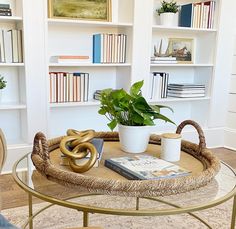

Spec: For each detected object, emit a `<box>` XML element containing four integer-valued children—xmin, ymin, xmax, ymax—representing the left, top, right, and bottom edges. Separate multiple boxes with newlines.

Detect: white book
<box><xmin>17</xmin><ymin>30</ymin><xmax>23</xmax><ymax>63</ymax></box>
<box><xmin>80</xmin><ymin>73</ymin><xmax>85</xmax><ymax>102</ymax></box>
<box><xmin>4</xmin><ymin>30</ymin><xmax>12</xmax><ymax>63</ymax></box>
<box><xmin>151</xmin><ymin>60</ymin><xmax>178</xmax><ymax>64</ymax></box>
<box><xmin>84</xmin><ymin>73</ymin><xmax>89</xmax><ymax>102</ymax></box>
<box><xmin>8</xmin><ymin>29</ymin><xmax>18</xmax><ymax>63</ymax></box>
<box><xmin>0</xmin><ymin>30</ymin><xmax>5</xmax><ymax>62</ymax></box>
<box><xmin>168</xmin><ymin>93</ymin><xmax>205</xmax><ymax>98</ymax></box>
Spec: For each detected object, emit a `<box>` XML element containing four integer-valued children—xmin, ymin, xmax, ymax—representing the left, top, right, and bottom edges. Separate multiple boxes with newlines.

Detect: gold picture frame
<box><xmin>168</xmin><ymin>38</ymin><xmax>194</xmax><ymax>63</ymax></box>
<box><xmin>48</xmin><ymin>0</ymin><xmax>112</xmax><ymax>22</ymax></box>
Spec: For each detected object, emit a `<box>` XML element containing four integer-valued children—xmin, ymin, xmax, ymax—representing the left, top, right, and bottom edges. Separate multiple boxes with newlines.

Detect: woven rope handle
<box><xmin>32</xmin><ymin>132</ymin><xmax>49</xmax><ymax>161</ymax></box>
<box><xmin>176</xmin><ymin>120</ymin><xmax>206</xmax><ymax>154</ymax></box>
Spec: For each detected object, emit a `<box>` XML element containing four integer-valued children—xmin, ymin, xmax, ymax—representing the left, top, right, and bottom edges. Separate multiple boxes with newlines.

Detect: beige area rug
<box><xmin>1</xmin><ymin>195</ymin><xmax>234</xmax><ymax>229</ymax></box>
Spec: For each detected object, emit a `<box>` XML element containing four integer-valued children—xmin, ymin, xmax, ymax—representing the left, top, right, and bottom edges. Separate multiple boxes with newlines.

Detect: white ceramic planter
<box><xmin>0</xmin><ymin>90</ymin><xmax>2</xmax><ymax>102</ymax></box>
<box><xmin>118</xmin><ymin>124</ymin><xmax>151</xmax><ymax>153</ymax></box>
<box><xmin>160</xmin><ymin>12</ymin><xmax>178</xmax><ymax>27</ymax></box>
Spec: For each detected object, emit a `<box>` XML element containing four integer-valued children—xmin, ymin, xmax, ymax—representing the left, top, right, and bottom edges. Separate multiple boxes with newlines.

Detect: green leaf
<box><xmin>107</xmin><ymin>119</ymin><xmax>117</xmax><ymax>131</ymax></box>
<box><xmin>154</xmin><ymin>113</ymin><xmax>176</xmax><ymax>125</ymax></box>
<box><xmin>130</xmin><ymin>80</ymin><xmax>143</xmax><ymax>97</ymax></box>
<box><xmin>98</xmin><ymin>107</ymin><xmax>107</xmax><ymax>115</ymax></box>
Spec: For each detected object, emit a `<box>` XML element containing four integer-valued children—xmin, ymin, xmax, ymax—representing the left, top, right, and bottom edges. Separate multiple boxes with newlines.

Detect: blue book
<box><xmin>93</xmin><ymin>34</ymin><xmax>101</xmax><ymax>63</ymax></box>
<box><xmin>179</xmin><ymin>3</ymin><xmax>193</xmax><ymax>27</ymax></box>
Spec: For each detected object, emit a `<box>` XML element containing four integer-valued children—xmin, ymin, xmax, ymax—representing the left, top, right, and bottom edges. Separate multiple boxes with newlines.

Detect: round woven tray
<box><xmin>31</xmin><ymin>120</ymin><xmax>221</xmax><ymax>197</ymax></box>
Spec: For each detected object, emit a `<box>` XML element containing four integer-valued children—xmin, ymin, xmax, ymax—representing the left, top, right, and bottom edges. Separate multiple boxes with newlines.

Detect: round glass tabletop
<box><xmin>12</xmin><ymin>142</ymin><xmax>236</xmax><ymax>215</ymax></box>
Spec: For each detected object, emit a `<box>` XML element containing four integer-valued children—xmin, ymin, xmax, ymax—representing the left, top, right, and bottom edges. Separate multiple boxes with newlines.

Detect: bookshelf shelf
<box><xmin>153</xmin><ymin>97</ymin><xmax>211</xmax><ymax>103</ymax></box>
<box><xmin>0</xmin><ymin>63</ymin><xmax>24</xmax><ymax>67</ymax></box>
<box><xmin>152</xmin><ymin>25</ymin><xmax>217</xmax><ymax>33</ymax></box>
<box><xmin>0</xmin><ymin>16</ymin><xmax>23</xmax><ymax>23</ymax></box>
<box><xmin>150</xmin><ymin>64</ymin><xmax>214</xmax><ymax>67</ymax></box>
<box><xmin>0</xmin><ymin>103</ymin><xmax>27</xmax><ymax>110</ymax></box>
<box><xmin>49</xmin><ymin>63</ymin><xmax>132</xmax><ymax>67</ymax></box>
<box><xmin>47</xmin><ymin>19</ymin><xmax>133</xmax><ymax>28</ymax></box>
<box><xmin>50</xmin><ymin>101</ymin><xmax>100</xmax><ymax>108</ymax></box>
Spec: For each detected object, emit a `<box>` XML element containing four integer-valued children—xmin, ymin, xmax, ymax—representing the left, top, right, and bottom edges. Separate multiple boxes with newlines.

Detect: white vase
<box><xmin>160</xmin><ymin>12</ymin><xmax>178</xmax><ymax>27</ymax></box>
<box><xmin>0</xmin><ymin>90</ymin><xmax>2</xmax><ymax>102</ymax></box>
<box><xmin>118</xmin><ymin>124</ymin><xmax>151</xmax><ymax>153</ymax></box>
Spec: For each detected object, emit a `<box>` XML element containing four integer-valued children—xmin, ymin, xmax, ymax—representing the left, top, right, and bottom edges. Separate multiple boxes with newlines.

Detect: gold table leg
<box><xmin>231</xmin><ymin>195</ymin><xmax>236</xmax><ymax>229</ymax></box>
<box><xmin>136</xmin><ymin>197</ymin><xmax>140</xmax><ymax>210</ymax></box>
<box><xmin>83</xmin><ymin>211</ymin><xmax>89</xmax><ymax>227</ymax></box>
<box><xmin>29</xmin><ymin>193</ymin><xmax>33</xmax><ymax>229</ymax></box>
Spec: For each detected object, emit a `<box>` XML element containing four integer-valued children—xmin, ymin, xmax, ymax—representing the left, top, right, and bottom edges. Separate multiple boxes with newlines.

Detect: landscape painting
<box><xmin>168</xmin><ymin>38</ymin><xmax>194</xmax><ymax>63</ymax></box>
<box><xmin>48</xmin><ymin>0</ymin><xmax>111</xmax><ymax>21</ymax></box>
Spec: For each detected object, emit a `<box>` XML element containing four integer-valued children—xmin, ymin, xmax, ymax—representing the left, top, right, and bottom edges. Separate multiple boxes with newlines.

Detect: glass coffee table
<box><xmin>12</xmin><ymin>142</ymin><xmax>236</xmax><ymax>229</ymax></box>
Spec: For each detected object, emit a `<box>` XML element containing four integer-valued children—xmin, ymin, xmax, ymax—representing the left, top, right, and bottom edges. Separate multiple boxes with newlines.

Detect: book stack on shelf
<box><xmin>167</xmin><ymin>83</ymin><xmax>206</xmax><ymax>98</ymax></box>
<box><xmin>149</xmin><ymin>72</ymin><xmax>169</xmax><ymax>100</ymax></box>
<box><xmin>179</xmin><ymin>1</ymin><xmax>216</xmax><ymax>29</ymax></box>
<box><xmin>0</xmin><ymin>29</ymin><xmax>23</xmax><ymax>63</ymax></box>
<box><xmin>49</xmin><ymin>72</ymin><xmax>89</xmax><ymax>103</ymax></box>
<box><xmin>50</xmin><ymin>55</ymin><xmax>91</xmax><ymax>64</ymax></box>
<box><xmin>93</xmin><ymin>90</ymin><xmax>102</xmax><ymax>100</ymax></box>
<box><xmin>0</xmin><ymin>3</ymin><xmax>12</xmax><ymax>16</ymax></box>
<box><xmin>151</xmin><ymin>56</ymin><xmax>177</xmax><ymax>64</ymax></box>
<box><xmin>105</xmin><ymin>155</ymin><xmax>191</xmax><ymax>180</ymax></box>
<box><xmin>93</xmin><ymin>33</ymin><xmax>127</xmax><ymax>64</ymax></box>
<box><xmin>60</xmin><ymin>138</ymin><xmax>104</xmax><ymax>167</ymax></box>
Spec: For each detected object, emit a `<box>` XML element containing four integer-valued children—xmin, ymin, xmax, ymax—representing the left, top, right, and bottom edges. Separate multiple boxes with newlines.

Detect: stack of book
<box><xmin>0</xmin><ymin>29</ymin><xmax>23</xmax><ymax>63</ymax></box>
<box><xmin>49</xmin><ymin>72</ymin><xmax>89</xmax><ymax>103</ymax></box>
<box><xmin>150</xmin><ymin>56</ymin><xmax>177</xmax><ymax>64</ymax></box>
<box><xmin>105</xmin><ymin>155</ymin><xmax>191</xmax><ymax>180</ymax></box>
<box><xmin>60</xmin><ymin>138</ymin><xmax>104</xmax><ymax>167</ymax></box>
<box><xmin>179</xmin><ymin>1</ymin><xmax>216</xmax><ymax>29</ymax></box>
<box><xmin>149</xmin><ymin>72</ymin><xmax>169</xmax><ymax>100</ymax></box>
<box><xmin>50</xmin><ymin>55</ymin><xmax>90</xmax><ymax>64</ymax></box>
<box><xmin>93</xmin><ymin>33</ymin><xmax>127</xmax><ymax>64</ymax></box>
<box><xmin>167</xmin><ymin>83</ymin><xmax>206</xmax><ymax>98</ymax></box>
<box><xmin>0</xmin><ymin>4</ymin><xmax>12</xmax><ymax>16</ymax></box>
<box><xmin>93</xmin><ymin>90</ymin><xmax>102</xmax><ymax>100</ymax></box>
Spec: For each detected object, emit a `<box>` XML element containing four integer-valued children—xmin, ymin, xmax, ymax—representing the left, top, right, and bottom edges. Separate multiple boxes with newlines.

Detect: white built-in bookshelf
<box><xmin>0</xmin><ymin>0</ymin><xmax>235</xmax><ymax>172</ymax></box>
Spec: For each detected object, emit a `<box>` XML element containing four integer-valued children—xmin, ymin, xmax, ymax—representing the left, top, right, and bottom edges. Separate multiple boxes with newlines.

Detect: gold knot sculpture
<box><xmin>59</xmin><ymin>129</ymin><xmax>98</xmax><ymax>173</ymax></box>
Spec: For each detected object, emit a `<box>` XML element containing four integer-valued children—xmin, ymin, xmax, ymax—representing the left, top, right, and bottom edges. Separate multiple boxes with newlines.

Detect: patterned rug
<box><xmin>1</xmin><ymin>195</ymin><xmax>234</xmax><ymax>229</ymax></box>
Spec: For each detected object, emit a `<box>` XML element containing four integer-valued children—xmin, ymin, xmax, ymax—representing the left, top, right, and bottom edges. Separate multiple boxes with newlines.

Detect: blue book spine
<box><xmin>180</xmin><ymin>4</ymin><xmax>193</xmax><ymax>27</ymax></box>
<box><xmin>93</xmin><ymin>34</ymin><xmax>101</xmax><ymax>63</ymax></box>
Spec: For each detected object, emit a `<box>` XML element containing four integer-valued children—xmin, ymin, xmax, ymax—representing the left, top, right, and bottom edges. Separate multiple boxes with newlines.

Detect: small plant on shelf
<box><xmin>157</xmin><ymin>0</ymin><xmax>179</xmax><ymax>15</ymax></box>
<box><xmin>0</xmin><ymin>76</ymin><xmax>7</xmax><ymax>90</ymax></box>
<box><xmin>98</xmin><ymin>80</ymin><xmax>174</xmax><ymax>131</ymax></box>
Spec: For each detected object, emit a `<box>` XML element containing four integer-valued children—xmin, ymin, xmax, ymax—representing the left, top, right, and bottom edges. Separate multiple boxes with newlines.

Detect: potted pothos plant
<box><xmin>157</xmin><ymin>0</ymin><xmax>179</xmax><ymax>27</ymax></box>
<box><xmin>98</xmin><ymin>80</ymin><xmax>175</xmax><ymax>153</ymax></box>
<box><xmin>0</xmin><ymin>76</ymin><xmax>7</xmax><ymax>101</ymax></box>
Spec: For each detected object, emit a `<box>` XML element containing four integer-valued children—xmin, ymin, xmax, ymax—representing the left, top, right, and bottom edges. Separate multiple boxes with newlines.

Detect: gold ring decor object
<box><xmin>67</xmin><ymin>129</ymin><xmax>95</xmax><ymax>147</ymax></box>
<box><xmin>69</xmin><ymin>142</ymin><xmax>98</xmax><ymax>173</ymax></box>
<box><xmin>59</xmin><ymin>129</ymin><xmax>98</xmax><ymax>173</ymax></box>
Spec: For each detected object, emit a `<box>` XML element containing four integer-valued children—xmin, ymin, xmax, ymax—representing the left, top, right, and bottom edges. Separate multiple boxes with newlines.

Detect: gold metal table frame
<box><xmin>12</xmin><ymin>147</ymin><xmax>236</xmax><ymax>229</ymax></box>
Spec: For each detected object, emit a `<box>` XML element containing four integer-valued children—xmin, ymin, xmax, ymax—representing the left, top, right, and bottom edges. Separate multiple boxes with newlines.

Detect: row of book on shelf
<box><xmin>179</xmin><ymin>1</ymin><xmax>216</xmax><ymax>29</ymax></box>
<box><xmin>0</xmin><ymin>3</ymin><xmax>12</xmax><ymax>16</ymax></box>
<box><xmin>93</xmin><ymin>33</ymin><xmax>127</xmax><ymax>64</ymax></box>
<box><xmin>0</xmin><ymin>29</ymin><xmax>23</xmax><ymax>63</ymax></box>
<box><xmin>149</xmin><ymin>72</ymin><xmax>206</xmax><ymax>100</ymax></box>
<box><xmin>60</xmin><ymin>138</ymin><xmax>191</xmax><ymax>180</ymax></box>
<box><xmin>49</xmin><ymin>72</ymin><xmax>89</xmax><ymax>103</ymax></box>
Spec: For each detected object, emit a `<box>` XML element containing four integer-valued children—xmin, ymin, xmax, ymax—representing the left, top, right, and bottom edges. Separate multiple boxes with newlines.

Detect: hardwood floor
<box><xmin>0</xmin><ymin>147</ymin><xmax>235</xmax><ymax>210</ymax></box>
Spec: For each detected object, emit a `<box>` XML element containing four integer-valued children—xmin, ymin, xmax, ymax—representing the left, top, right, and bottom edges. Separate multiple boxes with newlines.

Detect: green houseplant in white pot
<box><xmin>0</xmin><ymin>76</ymin><xmax>7</xmax><ymax>102</ymax></box>
<box><xmin>98</xmin><ymin>80</ymin><xmax>175</xmax><ymax>153</ymax></box>
<box><xmin>157</xmin><ymin>0</ymin><xmax>179</xmax><ymax>27</ymax></box>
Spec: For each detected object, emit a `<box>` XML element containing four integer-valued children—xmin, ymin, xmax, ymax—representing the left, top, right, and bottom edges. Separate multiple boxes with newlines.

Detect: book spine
<box><xmin>93</xmin><ymin>34</ymin><xmax>101</xmax><ymax>63</ymax></box>
<box><xmin>104</xmin><ymin>160</ymin><xmax>140</xmax><ymax>180</ymax></box>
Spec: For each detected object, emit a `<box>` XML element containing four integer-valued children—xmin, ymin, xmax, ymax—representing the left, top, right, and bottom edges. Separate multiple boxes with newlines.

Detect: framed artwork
<box><xmin>168</xmin><ymin>38</ymin><xmax>194</xmax><ymax>63</ymax></box>
<box><xmin>48</xmin><ymin>0</ymin><xmax>111</xmax><ymax>21</ymax></box>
